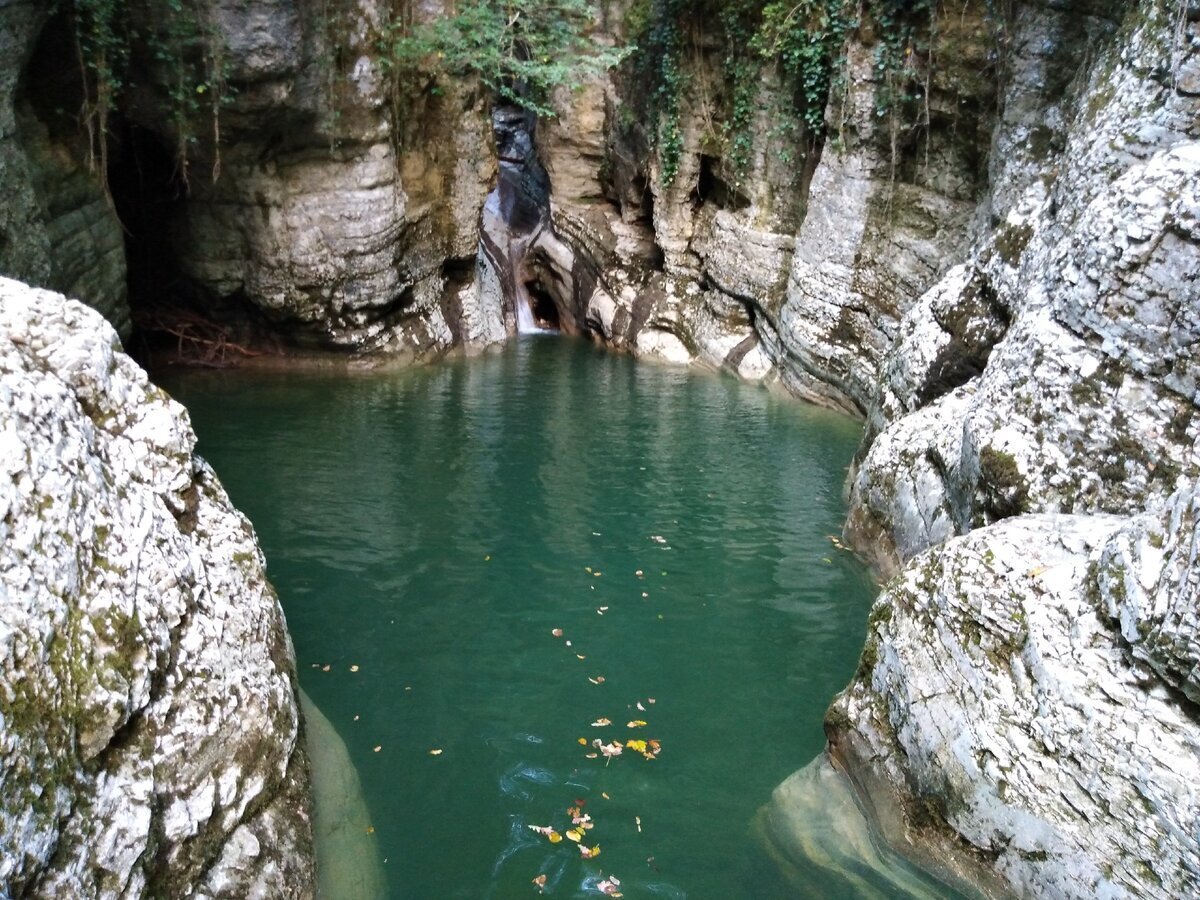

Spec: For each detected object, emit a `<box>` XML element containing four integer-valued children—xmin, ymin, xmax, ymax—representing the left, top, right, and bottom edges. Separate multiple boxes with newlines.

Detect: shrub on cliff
<box><xmin>379</xmin><ymin>0</ymin><xmax>629</xmax><ymax>116</ymax></box>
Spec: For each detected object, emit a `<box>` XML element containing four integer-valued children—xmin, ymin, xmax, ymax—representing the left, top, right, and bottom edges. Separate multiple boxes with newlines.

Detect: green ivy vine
<box><xmin>67</xmin><ymin>0</ymin><xmax>231</xmax><ymax>193</ymax></box>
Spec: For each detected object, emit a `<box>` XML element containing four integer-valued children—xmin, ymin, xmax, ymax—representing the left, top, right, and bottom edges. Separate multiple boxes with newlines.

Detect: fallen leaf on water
<box><xmin>579</xmin><ymin>844</ymin><xmax>601</xmax><ymax>859</ymax></box>
<box><xmin>636</xmin><ymin>701</ymin><xmax>645</xmax><ymax>711</ymax></box>
<box><xmin>578</xmin><ymin>737</ymin><xmax>588</xmax><ymax>745</ymax></box>
<box><xmin>576</xmin><ymin>654</ymin><xmax>586</xmax><ymax>660</ymax></box>
<box><xmin>552</xmin><ymin>628</ymin><xmax>563</xmax><ymax>637</ymax></box>
<box><xmin>565</xmin><ymin>828</ymin><xmax>584</xmax><ymax>842</ymax></box>
<box><xmin>591</xmin><ymin>718</ymin><xmax>612</xmax><ymax>728</ymax></box>
<box><xmin>635</xmin><ymin>816</ymin><xmax>642</xmax><ymax>833</ymax></box>
<box><xmin>641</xmin><ymin>592</ymin><xmax>649</xmax><ymax>598</ymax></box>
<box><xmin>597</xmin><ymin>876</ymin><xmax>621</xmax><ymax>896</ymax></box>
<box><xmin>595</xmin><ymin>740</ymin><xmax>623</xmax><ymax>759</ymax></box>
<box><xmin>484</xmin><ymin>554</ymin><xmax>491</xmax><ymax>561</ymax></box>
<box><xmin>366</xmin><ymin>825</ymin><xmax>375</xmax><ymax>834</ymax></box>
<box><xmin>635</xmin><ymin>569</ymin><xmax>644</xmax><ymax>577</ymax></box>
<box><xmin>350</xmin><ymin>665</ymin><xmax>360</xmax><ymax>673</ymax></box>
<box><xmin>566</xmin><ymin>640</ymin><xmax>573</xmax><ymax>647</ymax></box>
<box><xmin>627</xmin><ymin>720</ymin><xmax>647</xmax><ymax>728</ymax></box>
<box><xmin>429</xmin><ymin>749</ymin><xmax>443</xmax><ymax>756</ymax></box>
<box><xmin>532</xmin><ymin>873</ymin><xmax>548</xmax><ymax>891</ymax></box>
<box><xmin>585</xmin><ymin>566</ymin><xmax>593</xmax><ymax>573</ymax></box>
<box><xmin>573</xmin><ymin>813</ymin><xmax>593</xmax><ymax>829</ymax></box>
<box><xmin>601</xmin><ymin>792</ymin><xmax>610</xmax><ymax>800</ymax></box>
<box><xmin>373</xmin><ymin>745</ymin><xmax>382</xmax><ymax>752</ymax></box>
<box><xmin>588</xmin><ymin>676</ymin><xmax>606</xmax><ymax>685</ymax></box>
<box><xmin>625</xmin><ymin>739</ymin><xmax>647</xmax><ymax>753</ymax></box>
<box><xmin>321</xmin><ymin>665</ymin><xmax>331</xmax><ymax>672</ymax></box>
<box><xmin>596</xmin><ymin>606</ymin><xmax>609</xmax><ymax>615</ymax></box>
<box><xmin>585</xmin><ymin>752</ymin><xmax>598</xmax><ymax>759</ymax></box>
<box><xmin>649</xmin><ymin>535</ymin><xmax>666</xmax><ymax>544</ymax></box>
<box><xmin>647</xmin><ymin>698</ymin><xmax>656</xmax><ymax>704</ymax></box>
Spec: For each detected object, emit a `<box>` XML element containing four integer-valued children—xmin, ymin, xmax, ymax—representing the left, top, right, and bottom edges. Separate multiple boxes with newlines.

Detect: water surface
<box><xmin>162</xmin><ymin>337</ymin><xmax>896</xmax><ymax>898</ymax></box>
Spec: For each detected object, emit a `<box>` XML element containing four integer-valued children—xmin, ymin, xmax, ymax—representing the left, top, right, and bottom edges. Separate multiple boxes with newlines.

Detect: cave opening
<box><xmin>525</xmin><ymin>280</ymin><xmax>562</xmax><ymax>331</ymax></box>
<box><xmin>694</xmin><ymin>154</ymin><xmax>751</xmax><ymax>212</ymax></box>
<box><xmin>106</xmin><ymin>123</ymin><xmax>189</xmax><ymax>324</ymax></box>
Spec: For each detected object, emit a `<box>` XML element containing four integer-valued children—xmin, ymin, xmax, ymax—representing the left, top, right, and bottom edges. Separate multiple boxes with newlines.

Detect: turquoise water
<box><xmin>161</xmin><ymin>336</ymin><xmax>894</xmax><ymax>899</ymax></box>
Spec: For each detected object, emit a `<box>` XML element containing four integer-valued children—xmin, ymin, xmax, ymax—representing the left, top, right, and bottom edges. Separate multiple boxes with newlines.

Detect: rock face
<box><xmin>0</xmin><ymin>277</ymin><xmax>313</xmax><ymax>897</ymax></box>
<box><xmin>828</xmin><ymin>494</ymin><xmax>1199</xmax><ymax>897</ymax></box>
<box><xmin>154</xmin><ymin>0</ymin><xmax>502</xmax><ymax>352</ymax></box>
<box><xmin>0</xmin><ymin>3</ymin><xmax>130</xmax><ymax>338</ymax></box>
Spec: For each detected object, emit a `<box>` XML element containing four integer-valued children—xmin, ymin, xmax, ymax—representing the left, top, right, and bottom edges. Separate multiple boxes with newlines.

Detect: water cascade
<box><xmin>479</xmin><ymin>104</ymin><xmax>560</xmax><ymax>335</ymax></box>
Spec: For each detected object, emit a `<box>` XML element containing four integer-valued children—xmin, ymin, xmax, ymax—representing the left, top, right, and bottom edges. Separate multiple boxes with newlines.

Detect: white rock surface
<box><xmin>0</xmin><ymin>277</ymin><xmax>313</xmax><ymax>897</ymax></box>
<box><xmin>829</xmin><ymin>497</ymin><xmax>1200</xmax><ymax>898</ymax></box>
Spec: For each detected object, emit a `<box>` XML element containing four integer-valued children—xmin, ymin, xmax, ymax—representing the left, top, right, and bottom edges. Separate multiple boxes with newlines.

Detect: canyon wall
<box><xmin>0</xmin><ymin>0</ymin><xmax>1196</xmax><ymax>896</ymax></box>
<box><xmin>0</xmin><ymin>277</ymin><xmax>314</xmax><ymax>896</ymax></box>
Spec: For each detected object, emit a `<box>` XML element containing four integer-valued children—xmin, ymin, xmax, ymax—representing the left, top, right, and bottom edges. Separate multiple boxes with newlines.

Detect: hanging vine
<box><xmin>67</xmin><ymin>0</ymin><xmax>231</xmax><ymax>195</ymax></box>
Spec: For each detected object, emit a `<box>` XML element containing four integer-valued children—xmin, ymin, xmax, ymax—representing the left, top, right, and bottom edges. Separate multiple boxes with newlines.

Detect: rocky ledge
<box><xmin>828</xmin><ymin>486</ymin><xmax>1199</xmax><ymax>897</ymax></box>
<box><xmin>0</xmin><ymin>277</ymin><xmax>314</xmax><ymax>897</ymax></box>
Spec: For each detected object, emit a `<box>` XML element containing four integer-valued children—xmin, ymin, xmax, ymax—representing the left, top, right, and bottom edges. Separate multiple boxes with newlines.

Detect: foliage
<box><xmin>378</xmin><ymin>0</ymin><xmax>630</xmax><ymax>118</ymax></box>
<box><xmin>623</xmin><ymin>0</ymin><xmax>1007</xmax><ymax>188</ymax></box>
<box><xmin>68</xmin><ymin>0</ymin><xmax>230</xmax><ymax>191</ymax></box>
<box><xmin>626</xmin><ymin>0</ymin><xmax>857</xmax><ymax>186</ymax></box>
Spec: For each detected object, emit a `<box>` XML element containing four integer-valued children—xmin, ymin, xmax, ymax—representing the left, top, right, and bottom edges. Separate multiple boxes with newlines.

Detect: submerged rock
<box><xmin>0</xmin><ymin>277</ymin><xmax>313</xmax><ymax>896</ymax></box>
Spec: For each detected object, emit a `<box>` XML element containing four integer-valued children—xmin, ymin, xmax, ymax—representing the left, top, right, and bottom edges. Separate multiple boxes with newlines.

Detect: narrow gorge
<box><xmin>0</xmin><ymin>0</ymin><xmax>1196</xmax><ymax>897</ymax></box>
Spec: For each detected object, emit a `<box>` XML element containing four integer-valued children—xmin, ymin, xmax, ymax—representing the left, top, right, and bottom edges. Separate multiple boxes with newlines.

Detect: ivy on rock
<box><xmin>378</xmin><ymin>0</ymin><xmax>630</xmax><ymax>118</ymax></box>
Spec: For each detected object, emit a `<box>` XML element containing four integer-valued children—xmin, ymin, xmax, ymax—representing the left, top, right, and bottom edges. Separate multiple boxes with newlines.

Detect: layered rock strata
<box><xmin>0</xmin><ymin>277</ymin><xmax>314</xmax><ymax>897</ymax></box>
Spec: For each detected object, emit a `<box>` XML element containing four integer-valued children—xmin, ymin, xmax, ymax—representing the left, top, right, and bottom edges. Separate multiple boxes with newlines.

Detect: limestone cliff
<box><xmin>0</xmin><ymin>277</ymin><xmax>314</xmax><ymax>897</ymax></box>
<box><xmin>0</xmin><ymin>0</ymin><xmax>1197</xmax><ymax>896</ymax></box>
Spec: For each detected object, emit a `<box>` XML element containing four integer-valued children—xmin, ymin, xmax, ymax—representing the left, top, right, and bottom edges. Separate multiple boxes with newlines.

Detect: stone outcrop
<box><xmin>847</xmin><ymin>1</ymin><xmax>1199</xmax><ymax>575</ymax></box>
<box><xmin>0</xmin><ymin>277</ymin><xmax>313</xmax><ymax>897</ymax></box>
<box><xmin>828</xmin><ymin>490</ymin><xmax>1199</xmax><ymax>897</ymax></box>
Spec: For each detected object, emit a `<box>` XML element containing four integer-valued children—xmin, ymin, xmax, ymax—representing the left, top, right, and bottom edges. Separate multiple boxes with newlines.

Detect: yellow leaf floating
<box><xmin>429</xmin><ymin>749</ymin><xmax>443</xmax><ymax>756</ymax></box>
<box><xmin>565</xmin><ymin>828</ymin><xmax>584</xmax><ymax>842</ymax></box>
<box><xmin>626</xmin><ymin>739</ymin><xmax>647</xmax><ymax>754</ymax></box>
<box><xmin>549</xmin><ymin>831</ymin><xmax>562</xmax><ymax>844</ymax></box>
<box><xmin>627</xmin><ymin>720</ymin><xmax>647</xmax><ymax>728</ymax></box>
<box><xmin>579</xmin><ymin>844</ymin><xmax>601</xmax><ymax>859</ymax></box>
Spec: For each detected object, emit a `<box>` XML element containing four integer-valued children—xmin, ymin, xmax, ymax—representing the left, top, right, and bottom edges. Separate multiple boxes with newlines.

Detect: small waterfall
<box><xmin>479</xmin><ymin>103</ymin><xmax>560</xmax><ymax>337</ymax></box>
<box><xmin>515</xmin><ymin>284</ymin><xmax>542</xmax><ymax>334</ymax></box>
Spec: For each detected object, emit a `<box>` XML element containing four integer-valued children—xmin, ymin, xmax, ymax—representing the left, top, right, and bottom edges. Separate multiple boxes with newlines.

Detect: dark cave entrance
<box><xmin>106</xmin><ymin>124</ymin><xmax>191</xmax><ymax>325</ymax></box>
<box><xmin>525</xmin><ymin>280</ymin><xmax>562</xmax><ymax>331</ymax></box>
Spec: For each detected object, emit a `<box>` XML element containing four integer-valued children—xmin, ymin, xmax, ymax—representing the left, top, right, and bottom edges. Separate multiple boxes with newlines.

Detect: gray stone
<box><xmin>0</xmin><ymin>277</ymin><xmax>314</xmax><ymax>897</ymax></box>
